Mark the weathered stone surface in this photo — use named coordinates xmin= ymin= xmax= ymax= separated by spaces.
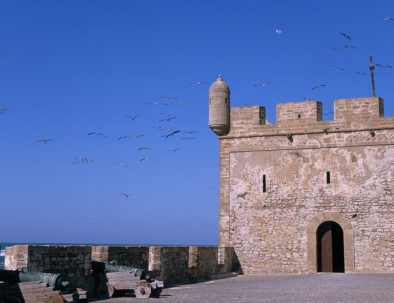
xmin=216 ymin=97 xmax=394 ymax=274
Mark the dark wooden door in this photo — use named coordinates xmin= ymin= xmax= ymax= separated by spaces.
xmin=317 ymin=221 xmax=344 ymax=272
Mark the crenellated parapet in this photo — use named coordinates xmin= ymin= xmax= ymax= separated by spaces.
xmin=222 ymin=97 xmax=394 ymax=138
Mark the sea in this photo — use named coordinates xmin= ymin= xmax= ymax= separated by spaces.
xmin=0 ymin=242 xmax=16 ymax=269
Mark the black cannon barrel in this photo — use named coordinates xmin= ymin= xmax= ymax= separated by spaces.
xmin=104 ymin=262 xmax=147 ymax=280
xmin=0 ymin=269 xmax=70 ymax=292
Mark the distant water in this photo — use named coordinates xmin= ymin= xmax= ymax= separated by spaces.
xmin=0 ymin=243 xmax=16 ymax=269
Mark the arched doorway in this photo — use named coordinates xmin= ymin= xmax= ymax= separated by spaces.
xmin=317 ymin=221 xmax=344 ymax=272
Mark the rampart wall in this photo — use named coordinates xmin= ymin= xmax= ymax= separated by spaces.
xmin=5 ymin=245 xmax=239 ymax=288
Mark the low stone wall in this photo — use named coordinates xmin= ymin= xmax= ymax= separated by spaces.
xmin=5 ymin=245 xmax=91 ymax=289
xmin=5 ymin=245 xmax=239 ymax=288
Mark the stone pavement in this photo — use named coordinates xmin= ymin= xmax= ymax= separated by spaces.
xmin=100 ymin=273 xmax=394 ymax=303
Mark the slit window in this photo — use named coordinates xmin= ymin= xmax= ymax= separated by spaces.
xmin=263 ymin=175 xmax=267 ymax=192
xmin=326 ymin=171 xmax=331 ymax=184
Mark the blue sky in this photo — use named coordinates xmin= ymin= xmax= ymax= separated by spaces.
xmin=0 ymin=0 xmax=393 ymax=245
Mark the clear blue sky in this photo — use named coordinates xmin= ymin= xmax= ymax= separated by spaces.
xmin=0 ymin=0 xmax=393 ymax=245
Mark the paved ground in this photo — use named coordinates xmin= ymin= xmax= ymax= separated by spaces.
xmin=100 ymin=273 xmax=394 ymax=303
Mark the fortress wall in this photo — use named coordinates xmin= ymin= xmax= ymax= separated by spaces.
xmin=5 ymin=245 xmax=238 ymax=287
xmin=334 ymin=97 xmax=383 ymax=121
xmin=6 ymin=245 xmax=91 ymax=289
xmin=277 ymin=101 xmax=322 ymax=123
xmin=219 ymin=99 xmax=394 ymax=273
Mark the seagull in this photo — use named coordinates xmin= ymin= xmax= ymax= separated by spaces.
xmin=139 ymin=156 xmax=153 ymax=161
xmin=340 ymin=32 xmax=352 ymax=40
xmin=120 ymin=192 xmax=129 ymax=198
xmin=189 ymin=81 xmax=209 ymax=86
xmin=167 ymin=147 xmax=182 ymax=152
xmin=376 ymin=64 xmax=392 ymax=69
xmin=331 ymin=65 xmax=344 ymax=71
xmin=173 ymin=100 xmax=191 ymax=106
xmin=116 ymin=162 xmax=128 ymax=168
xmin=138 ymin=146 xmax=151 ymax=151
xmin=384 ymin=16 xmax=394 ymax=22
xmin=126 ymin=114 xmax=139 ymax=121
xmin=354 ymin=71 xmax=367 ymax=76
xmin=0 ymin=107 xmax=9 ymax=114
xmin=343 ymin=44 xmax=355 ymax=49
xmin=182 ymin=136 xmax=198 ymax=140
xmin=275 ymin=28 xmax=282 ymax=35
xmin=73 ymin=157 xmax=93 ymax=164
xmin=88 ymin=132 xmax=106 ymax=137
xmin=118 ymin=135 xmax=131 ymax=141
xmin=35 ymin=138 xmax=53 ymax=144
xmin=163 ymin=130 xmax=180 ymax=138
xmin=146 ymin=101 xmax=162 ymax=106
xmin=132 ymin=134 xmax=145 ymax=140
xmin=312 ymin=84 xmax=326 ymax=90
xmin=183 ymin=130 xmax=199 ymax=134
xmin=254 ymin=81 xmax=270 ymax=88
xmin=159 ymin=115 xmax=176 ymax=122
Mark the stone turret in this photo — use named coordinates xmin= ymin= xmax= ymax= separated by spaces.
xmin=209 ymin=75 xmax=230 ymax=136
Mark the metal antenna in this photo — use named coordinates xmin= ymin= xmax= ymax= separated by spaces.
xmin=369 ymin=54 xmax=376 ymax=97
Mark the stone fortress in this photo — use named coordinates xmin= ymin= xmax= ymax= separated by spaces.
xmin=209 ymin=75 xmax=394 ymax=274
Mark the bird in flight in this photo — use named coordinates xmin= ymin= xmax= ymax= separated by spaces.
xmin=167 ymin=147 xmax=182 ymax=152
xmin=88 ymin=131 xmax=106 ymax=137
xmin=138 ymin=146 xmax=151 ymax=151
xmin=254 ymin=81 xmax=270 ymax=88
xmin=159 ymin=114 xmax=176 ymax=122
xmin=120 ymin=192 xmax=129 ymax=198
xmin=189 ymin=81 xmax=209 ymax=86
xmin=182 ymin=136 xmax=198 ymax=140
xmin=331 ymin=65 xmax=344 ymax=71
xmin=161 ymin=96 xmax=177 ymax=100
xmin=384 ymin=16 xmax=394 ymax=22
xmin=0 ymin=107 xmax=9 ymax=114
xmin=118 ymin=135 xmax=131 ymax=141
xmin=35 ymin=138 xmax=53 ymax=144
xmin=236 ymin=192 xmax=249 ymax=199
xmin=73 ymin=157 xmax=93 ymax=164
xmin=376 ymin=64 xmax=392 ymax=69
xmin=126 ymin=114 xmax=139 ymax=121
xmin=275 ymin=28 xmax=282 ymax=35
xmin=354 ymin=71 xmax=366 ymax=76
xmin=132 ymin=134 xmax=145 ymax=140
xmin=312 ymin=84 xmax=326 ymax=90
xmin=163 ymin=130 xmax=180 ymax=138
xmin=139 ymin=156 xmax=153 ymax=161
xmin=183 ymin=130 xmax=199 ymax=134
xmin=146 ymin=101 xmax=162 ymax=106
xmin=116 ymin=162 xmax=128 ymax=168
xmin=340 ymin=32 xmax=352 ymax=40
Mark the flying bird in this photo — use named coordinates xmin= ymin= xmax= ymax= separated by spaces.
xmin=384 ymin=16 xmax=394 ymax=22
xmin=0 ymin=107 xmax=9 ymax=114
xmin=254 ymin=81 xmax=270 ymax=88
xmin=354 ymin=71 xmax=367 ymax=76
xmin=139 ymin=156 xmax=153 ymax=161
xmin=312 ymin=84 xmax=326 ymax=90
xmin=161 ymin=96 xmax=177 ymax=100
xmin=35 ymin=138 xmax=53 ymax=144
xmin=146 ymin=101 xmax=162 ymax=106
xmin=376 ymin=64 xmax=392 ymax=69
xmin=182 ymin=136 xmax=198 ymax=140
xmin=120 ymin=193 xmax=129 ymax=198
xmin=116 ymin=162 xmax=128 ymax=168
xmin=343 ymin=44 xmax=355 ymax=49
xmin=237 ymin=192 xmax=249 ymax=199
xmin=118 ymin=135 xmax=131 ymax=141
xmin=73 ymin=157 xmax=93 ymax=164
xmin=132 ymin=134 xmax=145 ymax=139
xmin=189 ymin=81 xmax=209 ymax=86
xmin=159 ymin=115 xmax=176 ymax=122
xmin=126 ymin=114 xmax=139 ymax=121
xmin=183 ymin=130 xmax=199 ymax=134
xmin=138 ymin=146 xmax=151 ymax=151
xmin=331 ymin=65 xmax=344 ymax=71
xmin=340 ymin=32 xmax=352 ymax=40
xmin=88 ymin=132 xmax=106 ymax=137
xmin=275 ymin=28 xmax=282 ymax=35
xmin=167 ymin=147 xmax=182 ymax=152
xmin=163 ymin=130 xmax=181 ymax=138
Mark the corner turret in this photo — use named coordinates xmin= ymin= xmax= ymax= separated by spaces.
xmin=209 ymin=75 xmax=230 ymax=136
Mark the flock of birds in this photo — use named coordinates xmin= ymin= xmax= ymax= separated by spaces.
xmin=1 ymin=15 xmax=393 ymax=200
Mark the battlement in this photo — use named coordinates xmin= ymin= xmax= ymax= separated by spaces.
xmin=277 ymin=101 xmax=322 ymax=124
xmin=334 ymin=97 xmax=383 ymax=121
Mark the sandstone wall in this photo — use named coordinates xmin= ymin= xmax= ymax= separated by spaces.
xmin=219 ymin=97 xmax=394 ymax=273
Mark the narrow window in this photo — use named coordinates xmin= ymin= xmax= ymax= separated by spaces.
xmin=326 ymin=171 xmax=331 ymax=184
xmin=263 ymin=175 xmax=267 ymax=192
xmin=297 ymin=114 xmax=301 ymax=118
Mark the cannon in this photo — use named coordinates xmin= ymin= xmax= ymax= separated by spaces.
xmin=89 ymin=261 xmax=163 ymax=299
xmin=0 ymin=268 xmax=70 ymax=292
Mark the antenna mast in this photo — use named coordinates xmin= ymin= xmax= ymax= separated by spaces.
xmin=369 ymin=54 xmax=376 ymax=97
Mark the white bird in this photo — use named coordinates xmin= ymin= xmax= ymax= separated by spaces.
xmin=126 ymin=114 xmax=139 ymax=121
xmin=118 ymin=135 xmax=131 ymax=141
xmin=189 ymin=81 xmax=209 ymax=86
xmin=182 ymin=136 xmax=198 ymax=140
xmin=254 ymin=81 xmax=270 ymax=88
xmin=139 ymin=156 xmax=153 ymax=161
xmin=354 ymin=71 xmax=366 ymax=76
xmin=120 ymin=192 xmax=129 ymax=198
xmin=384 ymin=16 xmax=394 ymax=22
xmin=138 ymin=146 xmax=151 ymax=151
xmin=275 ymin=28 xmax=282 ymax=35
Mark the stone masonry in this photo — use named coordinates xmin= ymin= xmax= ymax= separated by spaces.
xmin=214 ymin=97 xmax=394 ymax=274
